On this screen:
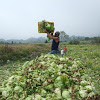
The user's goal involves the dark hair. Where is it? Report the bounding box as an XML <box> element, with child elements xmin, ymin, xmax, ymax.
<box><xmin>55</xmin><ymin>31</ymin><xmax>60</xmax><ymax>37</ymax></box>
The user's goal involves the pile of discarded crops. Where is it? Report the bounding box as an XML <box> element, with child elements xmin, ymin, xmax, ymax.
<box><xmin>0</xmin><ymin>54</ymin><xmax>99</xmax><ymax>100</ymax></box>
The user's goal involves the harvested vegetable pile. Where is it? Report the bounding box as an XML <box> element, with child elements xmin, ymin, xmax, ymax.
<box><xmin>0</xmin><ymin>54</ymin><xmax>99</xmax><ymax>100</ymax></box>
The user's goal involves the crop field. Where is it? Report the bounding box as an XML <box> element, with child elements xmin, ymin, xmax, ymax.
<box><xmin>0</xmin><ymin>43</ymin><xmax>100</xmax><ymax>99</ymax></box>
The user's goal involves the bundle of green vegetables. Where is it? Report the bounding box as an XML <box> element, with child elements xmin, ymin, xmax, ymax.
<box><xmin>39</xmin><ymin>20</ymin><xmax>54</xmax><ymax>40</ymax></box>
<box><xmin>0</xmin><ymin>54</ymin><xmax>99</xmax><ymax>100</ymax></box>
<box><xmin>40</xmin><ymin>20</ymin><xmax>54</xmax><ymax>33</ymax></box>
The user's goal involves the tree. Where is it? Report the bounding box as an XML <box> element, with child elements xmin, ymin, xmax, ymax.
<box><xmin>69</xmin><ymin>40</ymin><xmax>80</xmax><ymax>44</ymax></box>
<box><xmin>59</xmin><ymin>31</ymin><xmax>69</xmax><ymax>42</ymax></box>
<box><xmin>12</xmin><ymin>41</ymin><xmax>13</xmax><ymax>44</ymax></box>
<box><xmin>91</xmin><ymin>37</ymin><xmax>100</xmax><ymax>43</ymax></box>
<box><xmin>44</xmin><ymin>40</ymin><xmax>48</xmax><ymax>43</ymax></box>
<box><xmin>85</xmin><ymin>37</ymin><xmax>90</xmax><ymax>41</ymax></box>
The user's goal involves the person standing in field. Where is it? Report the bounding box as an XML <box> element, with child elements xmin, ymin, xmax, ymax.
<box><xmin>61</xmin><ymin>48</ymin><xmax>64</xmax><ymax>57</ymax></box>
<box><xmin>44</xmin><ymin>29</ymin><xmax>60</xmax><ymax>54</ymax></box>
<box><xmin>64</xmin><ymin>46</ymin><xmax>67</xmax><ymax>55</ymax></box>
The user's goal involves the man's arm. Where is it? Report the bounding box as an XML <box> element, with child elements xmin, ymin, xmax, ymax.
<box><xmin>44</xmin><ymin>29</ymin><xmax>58</xmax><ymax>40</ymax></box>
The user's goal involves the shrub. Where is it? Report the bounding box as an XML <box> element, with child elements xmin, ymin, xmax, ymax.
<box><xmin>69</xmin><ymin>40</ymin><xmax>80</xmax><ymax>44</ymax></box>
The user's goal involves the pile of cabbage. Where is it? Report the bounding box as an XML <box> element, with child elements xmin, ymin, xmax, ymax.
<box><xmin>0</xmin><ymin>54</ymin><xmax>97</xmax><ymax>100</ymax></box>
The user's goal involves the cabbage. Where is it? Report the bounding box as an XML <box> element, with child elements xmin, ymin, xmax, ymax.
<box><xmin>85</xmin><ymin>85</ymin><xmax>92</xmax><ymax>90</ymax></box>
<box><xmin>57</xmin><ymin>72</ymin><xmax>61</xmax><ymax>75</ymax></box>
<box><xmin>14</xmin><ymin>86</ymin><xmax>23</xmax><ymax>93</ymax></box>
<box><xmin>25</xmin><ymin>97</ymin><xmax>32</xmax><ymax>100</ymax></box>
<box><xmin>79</xmin><ymin>90</ymin><xmax>87</xmax><ymax>98</ymax></box>
<box><xmin>2</xmin><ymin>90</ymin><xmax>9</xmax><ymax>97</ymax></box>
<box><xmin>88</xmin><ymin>91</ymin><xmax>95</xmax><ymax>97</ymax></box>
<box><xmin>81</xmin><ymin>74</ymin><xmax>89</xmax><ymax>80</ymax></box>
<box><xmin>73</xmin><ymin>72</ymin><xmax>81</xmax><ymax>77</ymax></box>
<box><xmin>41</xmin><ymin>89</ymin><xmax>47</xmax><ymax>96</ymax></box>
<box><xmin>74</xmin><ymin>85</ymin><xmax>79</xmax><ymax>91</ymax></box>
<box><xmin>45</xmin><ymin>23</ymin><xmax>54</xmax><ymax>33</ymax></box>
<box><xmin>6</xmin><ymin>85</ymin><xmax>12</xmax><ymax>92</ymax></box>
<box><xmin>68</xmin><ymin>88</ymin><xmax>72</xmax><ymax>93</ymax></box>
<box><xmin>35</xmin><ymin>94</ymin><xmax>42</xmax><ymax>100</ymax></box>
<box><xmin>20</xmin><ymin>82</ymin><xmax>26</xmax><ymax>88</ymax></box>
<box><xmin>8</xmin><ymin>75</ymin><xmax>15</xmax><ymax>83</ymax></box>
<box><xmin>0</xmin><ymin>87</ymin><xmax>5</xmax><ymax>92</ymax></box>
<box><xmin>54</xmin><ymin>88</ymin><xmax>62</xmax><ymax>99</ymax></box>
<box><xmin>40</xmin><ymin>61</ymin><xmax>46</xmax><ymax>65</ymax></box>
<box><xmin>60</xmin><ymin>58</ymin><xmax>66</xmax><ymax>61</ymax></box>
<box><xmin>45</xmin><ymin>23</ymin><xmax>51</xmax><ymax>31</ymax></box>
<box><xmin>41</xmin><ymin>98</ymin><xmax>46</xmax><ymax>100</ymax></box>
<box><xmin>67</xmin><ymin>98</ymin><xmax>72</xmax><ymax>100</ymax></box>
<box><xmin>1</xmin><ymin>86</ymin><xmax>12</xmax><ymax>97</ymax></box>
<box><xmin>54</xmin><ymin>76</ymin><xmax>63</xmax><ymax>88</ymax></box>
<box><xmin>62</xmin><ymin>90</ymin><xmax>71</xmax><ymax>99</ymax></box>
<box><xmin>46</xmin><ymin>84</ymin><xmax>53</xmax><ymax>90</ymax></box>
<box><xmin>80</xmin><ymin>80</ymin><xmax>88</xmax><ymax>86</ymax></box>
<box><xmin>58</xmin><ymin>64</ymin><xmax>63</xmax><ymax>69</ymax></box>
<box><xmin>25</xmin><ymin>95</ymin><xmax>33</xmax><ymax>100</ymax></box>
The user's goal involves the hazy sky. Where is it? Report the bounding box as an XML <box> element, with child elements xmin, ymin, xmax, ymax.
<box><xmin>0</xmin><ymin>0</ymin><xmax>100</xmax><ymax>40</ymax></box>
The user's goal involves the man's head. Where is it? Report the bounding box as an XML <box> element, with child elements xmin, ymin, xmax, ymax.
<box><xmin>55</xmin><ymin>31</ymin><xmax>60</xmax><ymax>37</ymax></box>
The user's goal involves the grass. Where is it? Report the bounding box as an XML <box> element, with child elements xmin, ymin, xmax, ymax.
<box><xmin>0</xmin><ymin>43</ymin><xmax>100</xmax><ymax>94</ymax></box>
<box><xmin>80</xmin><ymin>40</ymin><xmax>91</xmax><ymax>44</ymax></box>
<box><xmin>0</xmin><ymin>43</ymin><xmax>50</xmax><ymax>65</ymax></box>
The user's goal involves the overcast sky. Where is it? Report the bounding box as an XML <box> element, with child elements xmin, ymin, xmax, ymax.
<box><xmin>0</xmin><ymin>0</ymin><xmax>100</xmax><ymax>40</ymax></box>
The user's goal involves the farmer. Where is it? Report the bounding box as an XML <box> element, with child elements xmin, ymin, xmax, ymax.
<box><xmin>64</xmin><ymin>46</ymin><xmax>67</xmax><ymax>55</ymax></box>
<box><xmin>44</xmin><ymin>29</ymin><xmax>60</xmax><ymax>54</ymax></box>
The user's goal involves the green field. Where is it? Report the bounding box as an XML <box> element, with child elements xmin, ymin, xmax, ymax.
<box><xmin>0</xmin><ymin>43</ymin><xmax>100</xmax><ymax>95</ymax></box>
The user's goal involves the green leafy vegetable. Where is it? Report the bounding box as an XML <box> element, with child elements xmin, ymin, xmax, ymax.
<box><xmin>0</xmin><ymin>54</ymin><xmax>97</xmax><ymax>100</ymax></box>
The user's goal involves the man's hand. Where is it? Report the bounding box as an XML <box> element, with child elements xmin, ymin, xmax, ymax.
<box><xmin>44</xmin><ymin>29</ymin><xmax>48</xmax><ymax>33</ymax></box>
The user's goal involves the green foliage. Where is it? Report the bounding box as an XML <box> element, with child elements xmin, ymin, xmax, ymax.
<box><xmin>69</xmin><ymin>40</ymin><xmax>80</xmax><ymax>44</ymax></box>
